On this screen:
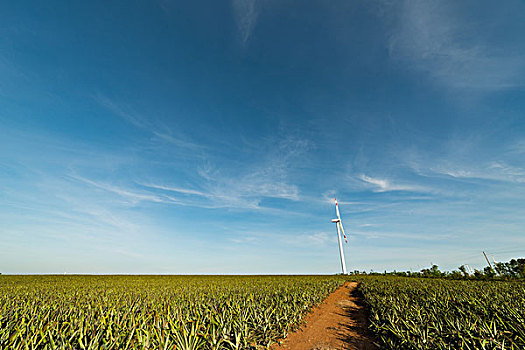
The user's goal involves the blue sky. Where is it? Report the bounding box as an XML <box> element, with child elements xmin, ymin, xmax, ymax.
<box><xmin>1</xmin><ymin>1</ymin><xmax>524</xmax><ymax>274</ymax></box>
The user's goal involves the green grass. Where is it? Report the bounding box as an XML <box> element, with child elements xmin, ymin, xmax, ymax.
<box><xmin>358</xmin><ymin>276</ymin><xmax>525</xmax><ymax>349</ymax></box>
<box><xmin>0</xmin><ymin>275</ymin><xmax>346</xmax><ymax>349</ymax></box>
<box><xmin>3</xmin><ymin>274</ymin><xmax>523</xmax><ymax>349</ymax></box>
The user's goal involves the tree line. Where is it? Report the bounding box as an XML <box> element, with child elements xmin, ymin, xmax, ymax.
<box><xmin>349</xmin><ymin>258</ymin><xmax>525</xmax><ymax>280</ymax></box>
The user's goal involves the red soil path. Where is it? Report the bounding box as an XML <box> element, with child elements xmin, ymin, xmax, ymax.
<box><xmin>272</xmin><ymin>282</ymin><xmax>379</xmax><ymax>350</ymax></box>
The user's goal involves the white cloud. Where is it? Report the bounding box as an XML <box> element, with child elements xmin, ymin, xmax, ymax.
<box><xmin>232</xmin><ymin>0</ymin><xmax>261</xmax><ymax>44</ymax></box>
<box><xmin>359</xmin><ymin>174</ymin><xmax>426</xmax><ymax>192</ymax></box>
<box><xmin>70</xmin><ymin>174</ymin><xmax>175</xmax><ymax>205</ymax></box>
<box><xmin>233</xmin><ymin>175</ymin><xmax>299</xmax><ymax>201</ymax></box>
<box><xmin>230</xmin><ymin>236</ymin><xmax>258</xmax><ymax>244</ymax></box>
<box><xmin>94</xmin><ymin>94</ymin><xmax>146</xmax><ymax>129</ymax></box>
<box><xmin>141</xmin><ymin>183</ymin><xmax>208</xmax><ymax>197</ymax></box>
<box><xmin>94</xmin><ymin>94</ymin><xmax>202</xmax><ymax>150</ymax></box>
<box><xmin>351</xmin><ymin>229</ymin><xmax>457</xmax><ymax>242</ymax></box>
<box><xmin>142</xmin><ymin>175</ymin><xmax>299</xmax><ymax>211</ymax></box>
<box><xmin>431</xmin><ymin>162</ymin><xmax>525</xmax><ymax>184</ymax></box>
<box><xmin>64</xmin><ymin>133</ymin><xmax>305</xmax><ymax>212</ymax></box>
<box><xmin>305</xmin><ymin>232</ymin><xmax>333</xmax><ymax>245</ymax></box>
<box><xmin>400</xmin><ymin>134</ymin><xmax>525</xmax><ymax>186</ymax></box>
<box><xmin>185</xmin><ymin>135</ymin><xmax>305</xmax><ymax>207</ymax></box>
<box><xmin>359</xmin><ymin>223</ymin><xmax>379</xmax><ymax>227</ymax></box>
<box><xmin>359</xmin><ymin>175</ymin><xmax>389</xmax><ymax>191</ymax></box>
<box><xmin>509</xmin><ymin>139</ymin><xmax>525</xmax><ymax>154</ymax></box>
<box><xmin>387</xmin><ymin>1</ymin><xmax>525</xmax><ymax>91</ymax></box>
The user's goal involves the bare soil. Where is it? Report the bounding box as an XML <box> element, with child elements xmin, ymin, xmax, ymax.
<box><xmin>271</xmin><ymin>282</ymin><xmax>379</xmax><ymax>350</ymax></box>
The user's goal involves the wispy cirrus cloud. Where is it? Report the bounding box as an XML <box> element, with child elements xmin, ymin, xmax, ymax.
<box><xmin>140</xmin><ymin>165</ymin><xmax>299</xmax><ymax>210</ymax></box>
<box><xmin>93</xmin><ymin>94</ymin><xmax>146</xmax><ymax>129</ymax></box>
<box><xmin>141</xmin><ymin>183</ymin><xmax>208</xmax><ymax>197</ymax></box>
<box><xmin>68</xmin><ymin>135</ymin><xmax>303</xmax><ymax>212</ymax></box>
<box><xmin>70</xmin><ymin>174</ymin><xmax>178</xmax><ymax>206</ymax></box>
<box><xmin>200</xmin><ymin>135</ymin><xmax>305</xmax><ymax>206</ymax></box>
<box><xmin>387</xmin><ymin>1</ymin><xmax>525</xmax><ymax>92</ymax></box>
<box><xmin>231</xmin><ymin>0</ymin><xmax>261</xmax><ymax>45</ymax></box>
<box><xmin>230</xmin><ymin>236</ymin><xmax>258</xmax><ymax>244</ymax></box>
<box><xmin>141</xmin><ymin>136</ymin><xmax>305</xmax><ymax>209</ymax></box>
<box><xmin>93</xmin><ymin>94</ymin><xmax>203</xmax><ymax>150</ymax></box>
<box><xmin>509</xmin><ymin>139</ymin><xmax>525</xmax><ymax>154</ymax></box>
<box><xmin>397</xmin><ymin>130</ymin><xmax>525</xmax><ymax>187</ymax></box>
<box><xmin>359</xmin><ymin>174</ymin><xmax>428</xmax><ymax>193</ymax></box>
<box><xmin>305</xmin><ymin>232</ymin><xmax>334</xmax><ymax>245</ymax></box>
<box><xmin>351</xmin><ymin>229</ymin><xmax>457</xmax><ymax>242</ymax></box>
<box><xmin>430</xmin><ymin>162</ymin><xmax>525</xmax><ymax>184</ymax></box>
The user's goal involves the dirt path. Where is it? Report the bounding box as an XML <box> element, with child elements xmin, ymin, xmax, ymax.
<box><xmin>272</xmin><ymin>282</ymin><xmax>378</xmax><ymax>350</ymax></box>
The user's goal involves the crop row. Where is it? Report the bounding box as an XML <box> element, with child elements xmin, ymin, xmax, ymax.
<box><xmin>358</xmin><ymin>277</ymin><xmax>525</xmax><ymax>349</ymax></box>
<box><xmin>0</xmin><ymin>275</ymin><xmax>345</xmax><ymax>350</ymax></box>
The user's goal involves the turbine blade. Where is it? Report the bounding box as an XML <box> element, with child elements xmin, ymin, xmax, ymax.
<box><xmin>335</xmin><ymin>198</ymin><xmax>341</xmax><ymax>220</ymax></box>
<box><xmin>338</xmin><ymin>221</ymin><xmax>347</xmax><ymax>243</ymax></box>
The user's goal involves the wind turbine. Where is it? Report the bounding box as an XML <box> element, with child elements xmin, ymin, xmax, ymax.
<box><xmin>331</xmin><ymin>198</ymin><xmax>348</xmax><ymax>274</ymax></box>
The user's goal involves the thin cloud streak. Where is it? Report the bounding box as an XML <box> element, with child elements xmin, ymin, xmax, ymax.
<box><xmin>387</xmin><ymin>1</ymin><xmax>525</xmax><ymax>91</ymax></box>
<box><xmin>70</xmin><ymin>172</ymin><xmax>299</xmax><ymax>213</ymax></box>
<box><xmin>359</xmin><ymin>174</ymin><xmax>428</xmax><ymax>193</ymax></box>
<box><xmin>70</xmin><ymin>174</ymin><xmax>175</xmax><ymax>205</ymax></box>
<box><xmin>141</xmin><ymin>177</ymin><xmax>299</xmax><ymax>210</ymax></box>
<box><xmin>94</xmin><ymin>94</ymin><xmax>203</xmax><ymax>150</ymax></box>
<box><xmin>232</xmin><ymin>0</ymin><xmax>260</xmax><ymax>45</ymax></box>
<box><xmin>141</xmin><ymin>183</ymin><xmax>208</xmax><ymax>197</ymax></box>
<box><xmin>351</xmin><ymin>229</ymin><xmax>457</xmax><ymax>242</ymax></box>
<box><xmin>421</xmin><ymin>162</ymin><xmax>525</xmax><ymax>184</ymax></box>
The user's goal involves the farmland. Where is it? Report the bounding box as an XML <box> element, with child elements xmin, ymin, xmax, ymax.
<box><xmin>1</xmin><ymin>275</ymin><xmax>524</xmax><ymax>349</ymax></box>
<box><xmin>358</xmin><ymin>276</ymin><xmax>525</xmax><ymax>349</ymax></box>
<box><xmin>0</xmin><ymin>275</ymin><xmax>345</xmax><ymax>349</ymax></box>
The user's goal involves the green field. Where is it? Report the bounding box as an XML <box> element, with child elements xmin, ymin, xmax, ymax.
<box><xmin>358</xmin><ymin>276</ymin><xmax>525</xmax><ymax>349</ymax></box>
<box><xmin>0</xmin><ymin>275</ymin><xmax>345</xmax><ymax>349</ymax></box>
<box><xmin>1</xmin><ymin>275</ymin><xmax>524</xmax><ymax>349</ymax></box>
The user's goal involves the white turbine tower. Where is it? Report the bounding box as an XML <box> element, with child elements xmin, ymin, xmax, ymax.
<box><xmin>331</xmin><ymin>198</ymin><xmax>348</xmax><ymax>274</ymax></box>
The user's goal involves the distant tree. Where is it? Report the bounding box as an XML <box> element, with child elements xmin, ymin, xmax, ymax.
<box><xmin>430</xmin><ymin>264</ymin><xmax>442</xmax><ymax>277</ymax></box>
<box><xmin>359</xmin><ymin>257</ymin><xmax>523</xmax><ymax>280</ymax></box>
<box><xmin>491</xmin><ymin>258</ymin><xmax>525</xmax><ymax>279</ymax></box>
<box><xmin>484</xmin><ymin>266</ymin><xmax>496</xmax><ymax>278</ymax></box>
<box><xmin>494</xmin><ymin>262</ymin><xmax>505</xmax><ymax>276</ymax></box>
<box><xmin>420</xmin><ymin>264</ymin><xmax>443</xmax><ymax>278</ymax></box>
<box><xmin>458</xmin><ymin>265</ymin><xmax>468</xmax><ymax>277</ymax></box>
<box><xmin>473</xmin><ymin>269</ymin><xmax>485</xmax><ymax>279</ymax></box>
<box><xmin>448</xmin><ymin>270</ymin><xmax>463</xmax><ymax>279</ymax></box>
<box><xmin>510</xmin><ymin>258</ymin><xmax>525</xmax><ymax>278</ymax></box>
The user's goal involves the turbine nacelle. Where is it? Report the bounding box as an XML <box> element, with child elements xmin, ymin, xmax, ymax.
<box><xmin>331</xmin><ymin>219</ymin><xmax>340</xmax><ymax>223</ymax></box>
